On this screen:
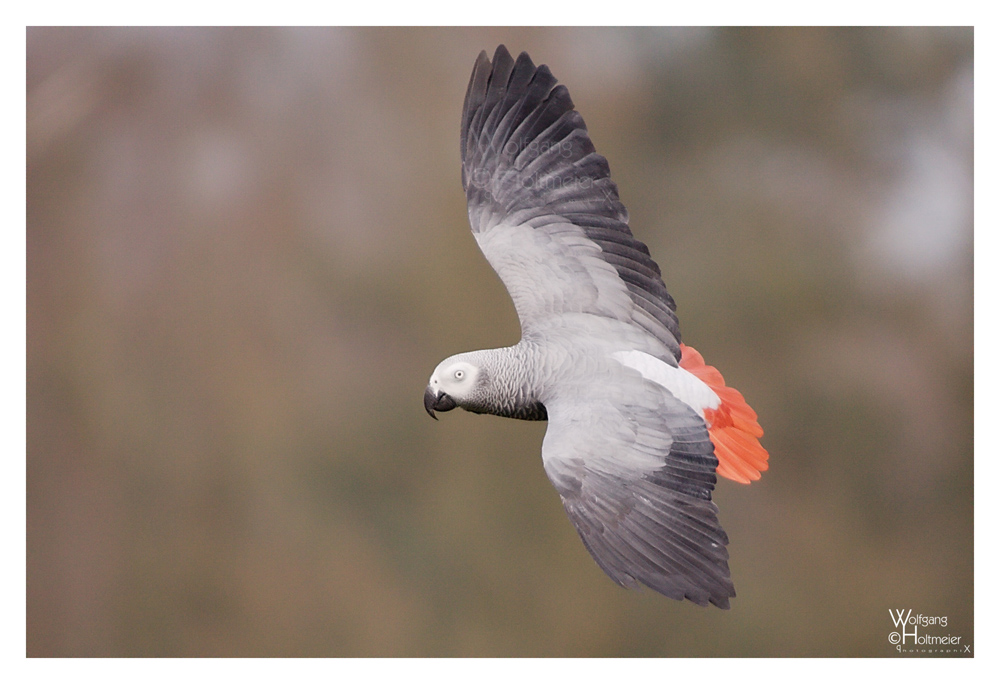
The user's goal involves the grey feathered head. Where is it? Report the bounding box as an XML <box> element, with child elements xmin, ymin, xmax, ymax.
<box><xmin>423</xmin><ymin>352</ymin><xmax>485</xmax><ymax>419</ymax></box>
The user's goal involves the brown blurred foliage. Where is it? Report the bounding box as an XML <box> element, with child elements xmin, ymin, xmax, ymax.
<box><xmin>27</xmin><ymin>27</ymin><xmax>973</xmax><ymax>657</ymax></box>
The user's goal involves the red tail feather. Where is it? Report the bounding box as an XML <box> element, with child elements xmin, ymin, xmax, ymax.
<box><xmin>679</xmin><ymin>344</ymin><xmax>769</xmax><ymax>484</ymax></box>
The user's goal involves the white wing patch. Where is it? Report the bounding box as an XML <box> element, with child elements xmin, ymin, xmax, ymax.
<box><xmin>611</xmin><ymin>350</ymin><xmax>720</xmax><ymax>415</ymax></box>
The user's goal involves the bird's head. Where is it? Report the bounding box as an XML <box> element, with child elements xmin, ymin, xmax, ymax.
<box><xmin>424</xmin><ymin>354</ymin><xmax>484</xmax><ymax>419</ymax></box>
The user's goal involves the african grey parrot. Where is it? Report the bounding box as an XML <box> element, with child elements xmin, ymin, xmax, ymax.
<box><xmin>424</xmin><ymin>45</ymin><xmax>768</xmax><ymax>609</ymax></box>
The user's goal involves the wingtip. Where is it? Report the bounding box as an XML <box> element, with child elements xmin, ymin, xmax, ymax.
<box><xmin>710</xmin><ymin>594</ymin><xmax>733</xmax><ymax>610</ymax></box>
<box><xmin>492</xmin><ymin>44</ymin><xmax>512</xmax><ymax>64</ymax></box>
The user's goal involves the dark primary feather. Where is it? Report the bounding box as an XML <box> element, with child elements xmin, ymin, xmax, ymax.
<box><xmin>461</xmin><ymin>45</ymin><xmax>681</xmax><ymax>362</ymax></box>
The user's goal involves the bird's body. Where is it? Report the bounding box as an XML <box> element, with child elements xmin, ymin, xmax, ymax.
<box><xmin>425</xmin><ymin>46</ymin><xmax>768</xmax><ymax>609</ymax></box>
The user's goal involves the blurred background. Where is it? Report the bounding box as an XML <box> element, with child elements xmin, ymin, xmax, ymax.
<box><xmin>27</xmin><ymin>27</ymin><xmax>973</xmax><ymax>657</ymax></box>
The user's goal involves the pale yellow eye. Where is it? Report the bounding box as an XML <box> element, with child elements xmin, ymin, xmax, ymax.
<box><xmin>454</xmin><ymin>369</ymin><xmax>465</xmax><ymax>380</ymax></box>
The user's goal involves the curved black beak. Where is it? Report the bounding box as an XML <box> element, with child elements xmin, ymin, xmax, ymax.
<box><xmin>424</xmin><ymin>386</ymin><xmax>456</xmax><ymax>419</ymax></box>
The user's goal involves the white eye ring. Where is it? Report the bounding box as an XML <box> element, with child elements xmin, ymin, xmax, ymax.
<box><xmin>454</xmin><ymin>369</ymin><xmax>465</xmax><ymax>380</ymax></box>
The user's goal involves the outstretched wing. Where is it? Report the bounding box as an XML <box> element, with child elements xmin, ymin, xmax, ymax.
<box><xmin>461</xmin><ymin>46</ymin><xmax>681</xmax><ymax>364</ymax></box>
<box><xmin>542</xmin><ymin>372</ymin><xmax>735</xmax><ymax>608</ymax></box>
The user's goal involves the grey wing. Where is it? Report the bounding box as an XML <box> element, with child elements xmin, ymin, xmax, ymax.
<box><xmin>542</xmin><ymin>377</ymin><xmax>735</xmax><ymax>608</ymax></box>
<box><xmin>461</xmin><ymin>46</ymin><xmax>681</xmax><ymax>364</ymax></box>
